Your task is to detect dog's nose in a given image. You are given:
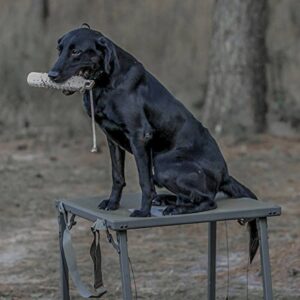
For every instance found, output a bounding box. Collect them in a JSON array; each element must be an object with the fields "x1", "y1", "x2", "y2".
[{"x1": 48, "y1": 70, "x2": 60, "y2": 81}]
